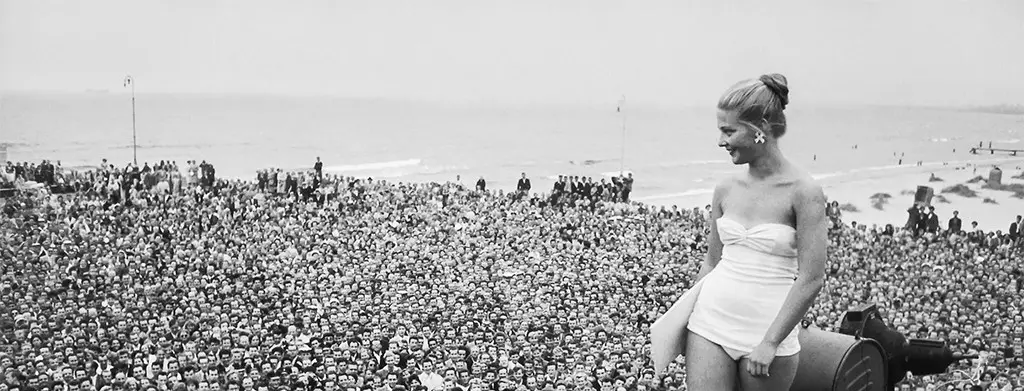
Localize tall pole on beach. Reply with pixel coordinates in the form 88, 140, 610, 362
124, 75, 137, 165
618, 95, 626, 175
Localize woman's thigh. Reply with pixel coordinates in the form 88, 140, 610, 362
684, 331, 737, 391
737, 353, 799, 391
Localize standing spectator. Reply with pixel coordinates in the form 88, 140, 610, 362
914, 205, 929, 234
1009, 215, 1021, 243
906, 204, 921, 233
516, 173, 531, 195
475, 176, 486, 192
315, 157, 324, 180
948, 210, 962, 235
924, 206, 940, 234
826, 200, 843, 230
552, 175, 564, 194
620, 173, 633, 202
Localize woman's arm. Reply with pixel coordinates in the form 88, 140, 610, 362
761, 181, 828, 347
695, 181, 728, 281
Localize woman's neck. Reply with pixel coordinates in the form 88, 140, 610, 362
747, 146, 786, 180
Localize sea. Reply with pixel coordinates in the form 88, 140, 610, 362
3, 92, 1024, 208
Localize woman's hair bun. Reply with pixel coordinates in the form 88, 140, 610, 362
759, 74, 789, 110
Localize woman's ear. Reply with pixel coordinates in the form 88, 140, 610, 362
753, 118, 774, 138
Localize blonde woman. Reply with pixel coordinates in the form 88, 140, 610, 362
685, 74, 828, 390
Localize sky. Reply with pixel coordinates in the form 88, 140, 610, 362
1, 0, 1022, 108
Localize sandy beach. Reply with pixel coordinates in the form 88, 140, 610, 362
642, 156, 1024, 232
824, 159, 1024, 232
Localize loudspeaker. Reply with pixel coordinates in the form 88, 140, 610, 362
790, 327, 888, 391
914, 186, 934, 206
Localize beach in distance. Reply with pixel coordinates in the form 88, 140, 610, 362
4, 92, 1024, 230
640, 158, 1024, 233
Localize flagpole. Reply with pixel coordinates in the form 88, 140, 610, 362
130, 76, 137, 165
620, 95, 626, 175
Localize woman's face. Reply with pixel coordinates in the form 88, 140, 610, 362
717, 110, 764, 165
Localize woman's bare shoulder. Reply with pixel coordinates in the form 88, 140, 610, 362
783, 164, 821, 191
789, 172, 826, 207
713, 175, 743, 198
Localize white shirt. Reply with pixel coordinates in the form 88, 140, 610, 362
418, 372, 444, 391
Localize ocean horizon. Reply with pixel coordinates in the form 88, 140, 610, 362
3, 92, 1024, 207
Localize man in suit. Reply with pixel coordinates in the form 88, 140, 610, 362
622, 172, 635, 202
948, 210, 963, 235
924, 206, 940, 234
516, 173, 531, 195
1010, 215, 1022, 242
906, 204, 922, 232
552, 176, 569, 205
553, 175, 565, 194
581, 177, 593, 200
913, 205, 928, 234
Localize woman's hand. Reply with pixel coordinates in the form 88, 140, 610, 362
745, 341, 779, 377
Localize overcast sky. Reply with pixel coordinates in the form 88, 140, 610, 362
1, 0, 1022, 107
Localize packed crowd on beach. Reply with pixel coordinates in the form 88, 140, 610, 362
2, 158, 1023, 391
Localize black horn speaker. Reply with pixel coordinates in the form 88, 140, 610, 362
790, 327, 888, 391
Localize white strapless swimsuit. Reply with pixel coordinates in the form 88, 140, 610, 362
687, 216, 801, 360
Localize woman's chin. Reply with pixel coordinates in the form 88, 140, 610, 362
729, 153, 745, 165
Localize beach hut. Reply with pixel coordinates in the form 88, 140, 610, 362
988, 166, 1003, 187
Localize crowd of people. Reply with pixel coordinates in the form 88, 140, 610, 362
2, 160, 218, 199
474, 173, 635, 208
1, 158, 1022, 391
547, 174, 634, 207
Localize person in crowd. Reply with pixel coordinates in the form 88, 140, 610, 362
826, 200, 843, 231
1009, 215, 1022, 245
948, 210, 963, 235
684, 73, 826, 390
516, 174, 531, 196
620, 174, 633, 203
924, 206, 940, 234
907, 204, 922, 233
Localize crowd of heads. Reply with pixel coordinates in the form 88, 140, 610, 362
821, 215, 1023, 390
1, 158, 1022, 391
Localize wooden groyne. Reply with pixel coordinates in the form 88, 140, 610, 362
970, 141, 1024, 156
970, 147, 1024, 156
